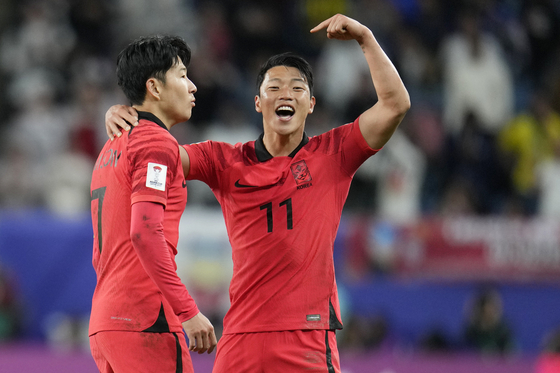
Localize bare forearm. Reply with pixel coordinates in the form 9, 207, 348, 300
359, 31, 410, 116
311, 14, 410, 148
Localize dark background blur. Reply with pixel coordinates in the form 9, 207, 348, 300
1, 1, 560, 372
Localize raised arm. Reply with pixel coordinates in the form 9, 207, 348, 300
311, 14, 410, 149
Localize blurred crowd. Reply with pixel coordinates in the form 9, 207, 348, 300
340, 286, 516, 355
0, 0, 560, 221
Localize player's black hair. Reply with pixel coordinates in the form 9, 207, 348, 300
116, 35, 191, 105
256, 52, 314, 97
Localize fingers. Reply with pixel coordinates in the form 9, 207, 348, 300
208, 329, 218, 354
310, 14, 345, 33
183, 312, 217, 354
326, 16, 349, 38
310, 14, 358, 41
310, 16, 333, 33
187, 329, 217, 354
106, 121, 124, 140
105, 105, 138, 141
125, 107, 139, 127
106, 124, 116, 141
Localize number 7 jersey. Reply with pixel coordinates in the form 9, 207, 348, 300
89, 112, 195, 336
184, 118, 378, 334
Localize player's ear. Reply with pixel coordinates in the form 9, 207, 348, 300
255, 95, 262, 113
146, 78, 161, 100
309, 96, 316, 114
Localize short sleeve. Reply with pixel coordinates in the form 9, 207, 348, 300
337, 118, 379, 175
183, 141, 220, 190
129, 125, 179, 206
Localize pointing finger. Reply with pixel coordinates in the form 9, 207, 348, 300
310, 16, 334, 33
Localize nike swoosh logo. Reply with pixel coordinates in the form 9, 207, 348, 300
182, 180, 187, 188
235, 179, 257, 188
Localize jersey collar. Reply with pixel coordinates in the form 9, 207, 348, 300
255, 132, 309, 162
137, 111, 169, 132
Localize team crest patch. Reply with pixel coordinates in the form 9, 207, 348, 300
290, 160, 312, 186
146, 162, 167, 191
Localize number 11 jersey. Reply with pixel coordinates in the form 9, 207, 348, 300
184, 118, 378, 335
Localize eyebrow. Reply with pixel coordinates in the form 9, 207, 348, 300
268, 77, 307, 84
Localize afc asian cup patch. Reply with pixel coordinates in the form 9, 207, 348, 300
146, 162, 167, 191
290, 160, 312, 186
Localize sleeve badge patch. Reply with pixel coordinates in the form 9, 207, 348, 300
146, 162, 167, 191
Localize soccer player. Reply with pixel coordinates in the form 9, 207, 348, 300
89, 35, 217, 373
105, 14, 410, 373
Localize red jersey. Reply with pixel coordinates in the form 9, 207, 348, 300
89, 111, 197, 336
184, 118, 377, 334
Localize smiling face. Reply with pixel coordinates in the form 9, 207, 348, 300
255, 65, 315, 138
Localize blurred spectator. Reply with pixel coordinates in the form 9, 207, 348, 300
498, 91, 560, 215
443, 111, 510, 214
436, 4, 515, 216
358, 128, 426, 223
536, 135, 560, 218
463, 287, 514, 355
440, 5, 513, 137
43, 139, 93, 217
227, 1, 290, 74
0, 140, 43, 209
0, 263, 22, 341
407, 104, 447, 215
112, 0, 196, 50
68, 0, 114, 57
338, 313, 390, 353
187, 3, 246, 132
520, 0, 560, 88
6, 68, 70, 161
405, 0, 450, 55
355, 0, 401, 44
393, 26, 440, 96
0, 0, 76, 75
314, 39, 369, 121
43, 312, 89, 352
419, 327, 453, 353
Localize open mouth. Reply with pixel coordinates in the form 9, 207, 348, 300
275, 105, 295, 120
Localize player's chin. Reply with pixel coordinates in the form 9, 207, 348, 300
277, 119, 302, 132
179, 111, 193, 123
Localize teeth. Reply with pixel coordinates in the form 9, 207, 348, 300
277, 106, 294, 112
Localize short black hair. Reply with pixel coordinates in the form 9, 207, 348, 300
116, 35, 191, 105
256, 52, 314, 97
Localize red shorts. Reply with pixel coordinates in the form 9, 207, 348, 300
212, 329, 340, 373
90, 330, 193, 373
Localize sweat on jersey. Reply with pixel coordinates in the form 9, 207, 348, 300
89, 111, 198, 336
184, 118, 378, 335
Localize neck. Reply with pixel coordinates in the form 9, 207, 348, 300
133, 104, 173, 130
262, 130, 304, 157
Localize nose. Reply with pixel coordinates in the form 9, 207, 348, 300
189, 79, 197, 93
279, 86, 293, 100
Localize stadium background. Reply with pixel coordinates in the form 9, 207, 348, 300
1, 0, 560, 372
